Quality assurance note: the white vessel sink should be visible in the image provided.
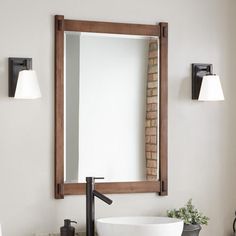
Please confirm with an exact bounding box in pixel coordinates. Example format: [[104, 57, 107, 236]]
[[96, 216, 183, 236]]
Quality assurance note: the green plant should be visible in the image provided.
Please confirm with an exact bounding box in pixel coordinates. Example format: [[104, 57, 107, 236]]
[[167, 199, 209, 225]]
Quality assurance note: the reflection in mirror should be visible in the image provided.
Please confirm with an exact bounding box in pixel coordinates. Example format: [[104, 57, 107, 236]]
[[64, 32, 159, 183]]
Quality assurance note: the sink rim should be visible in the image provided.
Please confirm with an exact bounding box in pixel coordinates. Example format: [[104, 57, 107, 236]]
[[96, 216, 183, 226]]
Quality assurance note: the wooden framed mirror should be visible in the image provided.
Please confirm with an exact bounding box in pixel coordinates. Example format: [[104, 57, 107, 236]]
[[55, 15, 168, 199]]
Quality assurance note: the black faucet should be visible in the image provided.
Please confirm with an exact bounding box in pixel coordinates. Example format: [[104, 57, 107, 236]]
[[86, 177, 113, 236]]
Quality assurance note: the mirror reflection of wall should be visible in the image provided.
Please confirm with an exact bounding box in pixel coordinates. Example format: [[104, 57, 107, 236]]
[[65, 33, 80, 182], [65, 32, 159, 183]]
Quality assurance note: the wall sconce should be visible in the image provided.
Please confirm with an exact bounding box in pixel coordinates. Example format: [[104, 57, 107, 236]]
[[8, 58, 41, 99], [192, 63, 224, 101]]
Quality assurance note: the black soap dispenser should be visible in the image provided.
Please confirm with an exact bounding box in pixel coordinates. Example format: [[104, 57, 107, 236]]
[[233, 211, 236, 235], [60, 219, 77, 236]]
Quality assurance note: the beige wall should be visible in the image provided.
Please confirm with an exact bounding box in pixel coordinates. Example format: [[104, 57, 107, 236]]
[[0, 0, 236, 235]]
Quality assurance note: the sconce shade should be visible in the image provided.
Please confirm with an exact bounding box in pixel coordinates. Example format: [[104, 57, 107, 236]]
[[198, 75, 224, 101], [0, 224, 2, 236], [14, 70, 41, 99]]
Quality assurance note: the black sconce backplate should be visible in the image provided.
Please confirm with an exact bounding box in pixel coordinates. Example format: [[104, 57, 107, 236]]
[[8, 57, 32, 97], [192, 63, 213, 100]]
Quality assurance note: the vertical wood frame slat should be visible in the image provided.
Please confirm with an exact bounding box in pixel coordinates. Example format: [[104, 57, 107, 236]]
[[55, 16, 168, 198], [55, 15, 65, 199], [159, 23, 168, 196]]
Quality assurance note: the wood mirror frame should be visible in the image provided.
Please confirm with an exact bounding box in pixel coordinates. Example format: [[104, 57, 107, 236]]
[[55, 15, 168, 199]]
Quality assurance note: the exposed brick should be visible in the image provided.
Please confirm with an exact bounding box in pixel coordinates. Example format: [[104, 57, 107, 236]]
[[151, 104, 157, 111], [150, 39, 157, 44], [146, 127, 156, 136], [146, 152, 151, 159], [145, 120, 151, 127], [150, 136, 157, 144], [147, 97, 157, 104], [147, 175, 157, 181], [147, 88, 157, 97], [151, 152, 157, 160], [147, 104, 156, 112], [147, 82, 157, 89], [146, 104, 152, 112], [151, 88, 157, 96], [148, 74, 153, 82], [148, 58, 154, 65], [149, 42, 157, 50], [145, 136, 151, 144], [146, 167, 157, 176], [151, 119, 157, 126], [152, 73, 158, 81], [147, 89, 152, 97], [147, 160, 157, 168], [148, 65, 157, 74], [148, 74, 157, 82], [145, 39, 159, 179], [147, 111, 157, 119], [149, 135, 157, 144], [149, 50, 157, 58], [146, 144, 157, 152]]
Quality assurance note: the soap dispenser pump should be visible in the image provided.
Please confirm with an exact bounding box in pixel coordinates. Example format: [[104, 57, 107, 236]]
[[60, 219, 77, 236]]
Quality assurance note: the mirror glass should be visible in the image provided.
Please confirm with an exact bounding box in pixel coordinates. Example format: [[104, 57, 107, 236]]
[[64, 31, 159, 183]]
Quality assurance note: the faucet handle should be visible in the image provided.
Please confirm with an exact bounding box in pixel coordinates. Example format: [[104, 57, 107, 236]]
[[94, 177, 104, 183], [86, 177, 104, 183], [94, 177, 104, 180]]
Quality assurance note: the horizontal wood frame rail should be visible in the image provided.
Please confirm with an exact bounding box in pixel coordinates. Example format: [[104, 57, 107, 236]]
[[64, 20, 160, 36], [64, 181, 160, 195], [55, 15, 168, 199]]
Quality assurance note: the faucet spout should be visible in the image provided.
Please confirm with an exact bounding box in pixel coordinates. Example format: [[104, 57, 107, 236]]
[[86, 177, 113, 236], [93, 190, 113, 205]]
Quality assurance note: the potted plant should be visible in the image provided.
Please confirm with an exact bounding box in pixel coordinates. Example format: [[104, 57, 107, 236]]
[[167, 199, 209, 236]]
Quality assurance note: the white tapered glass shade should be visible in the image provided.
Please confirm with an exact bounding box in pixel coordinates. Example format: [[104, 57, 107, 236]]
[[0, 224, 2, 236], [14, 70, 42, 99], [198, 75, 224, 101]]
